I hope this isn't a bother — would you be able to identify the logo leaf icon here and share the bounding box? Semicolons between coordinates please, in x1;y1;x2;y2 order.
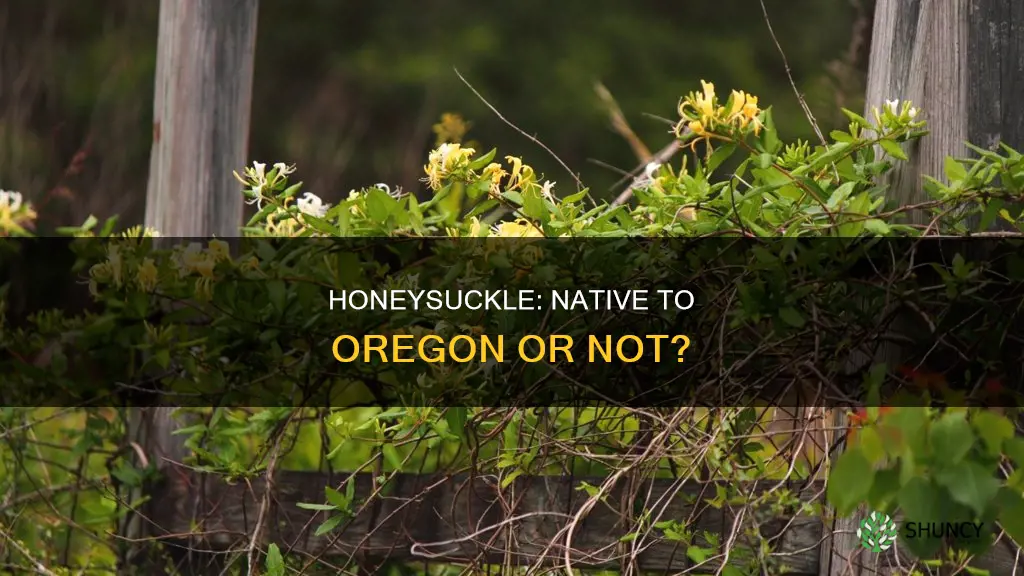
857;511;899;553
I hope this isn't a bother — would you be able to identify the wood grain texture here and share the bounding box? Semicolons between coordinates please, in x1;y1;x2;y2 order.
145;471;1019;574
865;0;968;223
144;0;258;237
867;0;1024;226
130;2;259;572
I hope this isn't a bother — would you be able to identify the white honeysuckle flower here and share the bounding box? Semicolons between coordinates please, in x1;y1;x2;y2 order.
273;163;295;177
375;183;405;198
644;161;661;180
252;162;267;180
0;190;23;211
908;107;919;119
885;99;900;115
437;143;457;166
346;189;363;215
241;161;270;209
297;192;329;218
541;181;556;201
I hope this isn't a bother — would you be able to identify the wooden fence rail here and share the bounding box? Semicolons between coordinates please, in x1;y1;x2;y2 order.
147;471;1019;575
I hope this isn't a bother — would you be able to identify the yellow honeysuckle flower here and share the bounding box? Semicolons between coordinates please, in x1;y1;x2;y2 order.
482;163;507;196
89;262;112;283
264;210;302;236
491;218;543;238
208;239;230;262
423;143;476;191
504;156;535;191
137;258;158;292
195;277;214;301
726;90;746;119
107;245;124;287
694;80;717;123
181;244;207;272
741;94;762;134
241;255;260;272
121;225;160;238
192;258;215;279
506;156;523;183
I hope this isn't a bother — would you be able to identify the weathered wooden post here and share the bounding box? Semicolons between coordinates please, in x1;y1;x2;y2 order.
122;1;259;574
864;0;1024;221
819;1;1024;574
145;0;258;236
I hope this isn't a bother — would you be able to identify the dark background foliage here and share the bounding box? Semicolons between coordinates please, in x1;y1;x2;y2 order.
0;0;871;230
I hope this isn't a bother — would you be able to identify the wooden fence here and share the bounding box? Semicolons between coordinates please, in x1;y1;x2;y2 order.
146;470;1020;575
131;1;1024;574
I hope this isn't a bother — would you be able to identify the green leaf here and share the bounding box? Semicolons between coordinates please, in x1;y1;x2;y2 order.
879;139;908;161
382;444;404;471
759;108;781;153
841;108;871;128
469;148;498;170
247;200;279;226
857;427;886;465
888;408;928;456
1004;437;1024;467
979;198;1004;231
778;307;805;328
706;143;737;174
265;543;285;576
997;488;1024;547
809;142;851;170
365;188;398;222
467;198;499;218
863;219;890;235
111;463;143;487
827;447;873;516
502;190;523;206
314;514;345;537
944;156;968;182
325;486;350;510
830;130;854;143
826;181;856;209
445;407;467;436
866;466;902;510
929;411;974;466
686;546;708;564
500;469;523;489
280;182;303;199
898;477;947;558
522;188;548;221
936;461;1001;516
266;280;287;313
972;411;1014;457
302;214;339;235
154;349;171;369
295;502;335;511
562;188;590;204
576;481;602;499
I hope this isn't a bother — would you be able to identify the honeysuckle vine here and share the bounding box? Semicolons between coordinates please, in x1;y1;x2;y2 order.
3;82;1024;575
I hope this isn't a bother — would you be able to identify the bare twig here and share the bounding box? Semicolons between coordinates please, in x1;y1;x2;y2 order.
757;0;827;148
610;139;683;207
0;525;59;576
594;82;652;163
454;68;585;194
